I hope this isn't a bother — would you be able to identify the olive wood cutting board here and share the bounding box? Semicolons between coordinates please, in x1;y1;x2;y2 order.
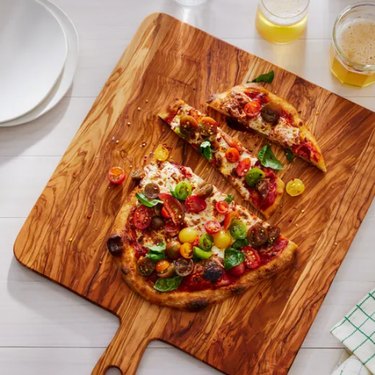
14;13;375;375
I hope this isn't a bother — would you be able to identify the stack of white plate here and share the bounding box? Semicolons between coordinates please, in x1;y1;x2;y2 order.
0;0;78;127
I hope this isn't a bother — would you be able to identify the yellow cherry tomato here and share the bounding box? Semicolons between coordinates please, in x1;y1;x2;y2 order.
180;243;193;259
213;230;232;249
286;178;305;197
178;227;199;243
155;260;170;274
154;144;170;161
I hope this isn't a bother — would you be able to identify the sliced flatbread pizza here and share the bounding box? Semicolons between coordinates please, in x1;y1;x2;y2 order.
106;161;297;311
207;84;326;172
159;100;284;218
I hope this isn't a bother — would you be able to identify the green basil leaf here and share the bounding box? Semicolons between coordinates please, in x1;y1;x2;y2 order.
232;238;249;250
200;140;212;161
224;248;245;270
258;144;283;171
224;194;234;203
136;192;163;208
146;252;165;262
146;242;166;253
154;276;183;292
250;70;275;83
284;148;295;162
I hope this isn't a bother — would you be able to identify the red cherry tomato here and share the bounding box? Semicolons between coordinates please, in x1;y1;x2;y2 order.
215;201;229;214
243;246;261;269
244;100;261;117
225;147;240;163
108;166;126;185
223;211;239;230
204;220;222;234
185;195;207;213
133;205;152;230
159;193;185;225
164;221;180;237
229;262;245;277
235;158;251;177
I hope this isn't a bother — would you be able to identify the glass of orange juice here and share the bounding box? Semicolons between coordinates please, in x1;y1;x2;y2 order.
256;0;309;44
330;3;375;87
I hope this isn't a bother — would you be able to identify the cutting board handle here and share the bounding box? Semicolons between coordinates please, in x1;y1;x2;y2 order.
92;302;164;375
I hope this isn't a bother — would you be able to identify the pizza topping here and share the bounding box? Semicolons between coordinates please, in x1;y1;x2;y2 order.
223;211;238;230
200;140;213;161
164;221;180;237
228;262;246;277
284;148;295;162
106;235;124;257
199;233;214;251
286;178;305;196
180;242;193;259
144;183;160;199
215;200;229;214
224;194;234;203
247;224;269;248
213;230;232;249
150;216;164;230
131;169;145;183
235;158;251;177
159;194;185;225
232;238;249;250
251;70;275;83
224;248;245;270
261;103;280;125
133;205;153;230
155;260;175;278
244;100;262;117
245;167;265;187
199;116;218;136
173;181;192;200
194;183;214;198
193;246;213;260
185;195;207;213
137;257;155;276
154;275;183;292
179;115;198;138
145;242;167;262
225;147;240;163
136;192;163;208
154;144;170;161
243;247;261;269
202;259;224;283
229;219;247;240
258;144;283;171
178;227;199;243
204;220;221;235
174;258;194;277
267;226;280;245
255;178;271;200
165;240;181;259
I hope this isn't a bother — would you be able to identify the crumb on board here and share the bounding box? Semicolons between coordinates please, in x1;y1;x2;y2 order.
127;121;131;125
68;238;73;242
301;209;305;213
141;142;147;147
334;242;338;246
116;140;119;144
137;107;141;111
145;99;149;103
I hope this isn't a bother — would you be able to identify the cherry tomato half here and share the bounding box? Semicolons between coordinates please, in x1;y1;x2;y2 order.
223;211;239;230
133;205;152;230
108;166;126;185
159;193;185;225
244;100;261;117
243;246;261;269
225;147;240;163
204;220;222;235
215;201;229;215
184;195;207;213
235;158;251;177
228;262;245;277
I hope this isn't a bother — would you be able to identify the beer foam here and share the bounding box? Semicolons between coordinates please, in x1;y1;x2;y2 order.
338;19;375;66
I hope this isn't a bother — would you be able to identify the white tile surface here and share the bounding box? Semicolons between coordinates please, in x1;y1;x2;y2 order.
0;0;374;374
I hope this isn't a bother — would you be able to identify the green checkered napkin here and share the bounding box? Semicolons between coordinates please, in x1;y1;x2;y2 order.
331;289;375;374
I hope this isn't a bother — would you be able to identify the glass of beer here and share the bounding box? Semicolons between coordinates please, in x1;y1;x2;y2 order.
256;0;309;44
331;3;375;87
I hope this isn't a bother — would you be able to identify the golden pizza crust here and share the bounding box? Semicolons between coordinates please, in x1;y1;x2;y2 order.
207;84;326;172
108;188;297;311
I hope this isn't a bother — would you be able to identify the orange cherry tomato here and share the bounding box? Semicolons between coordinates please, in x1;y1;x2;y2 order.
155;260;171;273
225;147;240;163
215;201;229;214
180;243;193;259
244;100;261;117
108;166;126;185
223;211;239;230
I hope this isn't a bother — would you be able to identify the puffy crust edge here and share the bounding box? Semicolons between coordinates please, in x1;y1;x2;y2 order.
108;188;297;311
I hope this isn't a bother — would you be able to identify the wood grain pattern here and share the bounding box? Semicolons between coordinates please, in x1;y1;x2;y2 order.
13;13;375;375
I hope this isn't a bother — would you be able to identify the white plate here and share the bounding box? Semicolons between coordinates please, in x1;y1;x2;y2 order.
0;0;67;123
0;0;79;127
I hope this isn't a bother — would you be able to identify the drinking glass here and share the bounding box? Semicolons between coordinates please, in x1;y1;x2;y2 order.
256;0;309;44
330;3;375;87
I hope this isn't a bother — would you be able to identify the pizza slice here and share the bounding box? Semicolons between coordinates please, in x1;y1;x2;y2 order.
159;100;284;218
106;161;297;311
207;84;327;172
